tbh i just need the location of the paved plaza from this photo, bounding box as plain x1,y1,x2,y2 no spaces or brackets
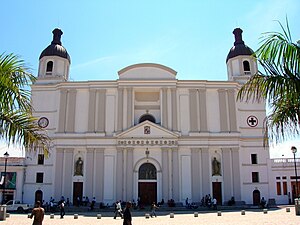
2,206,299,225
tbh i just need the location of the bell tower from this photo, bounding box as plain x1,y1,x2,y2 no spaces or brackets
226,28,257,84
37,28,71,83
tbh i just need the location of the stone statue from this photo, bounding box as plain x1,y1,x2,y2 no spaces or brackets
212,157,221,176
74,157,83,176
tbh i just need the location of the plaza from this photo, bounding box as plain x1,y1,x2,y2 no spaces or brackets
2,206,299,225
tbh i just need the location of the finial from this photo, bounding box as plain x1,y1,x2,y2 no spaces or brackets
233,28,244,46
51,28,63,45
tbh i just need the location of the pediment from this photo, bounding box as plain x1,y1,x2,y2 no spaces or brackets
117,121,179,139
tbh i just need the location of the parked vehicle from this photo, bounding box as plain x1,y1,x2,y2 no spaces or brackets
5,200,34,213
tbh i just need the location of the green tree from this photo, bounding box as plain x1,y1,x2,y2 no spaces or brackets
237,18,300,146
0,52,50,153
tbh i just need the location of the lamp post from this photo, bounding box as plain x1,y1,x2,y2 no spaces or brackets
291,146,298,199
2,152,9,205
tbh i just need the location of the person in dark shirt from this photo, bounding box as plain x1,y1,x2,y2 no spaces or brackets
123,201,132,225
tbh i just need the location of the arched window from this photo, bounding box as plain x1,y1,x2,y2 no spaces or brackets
46,61,53,73
243,60,250,72
139,163,157,180
139,114,156,123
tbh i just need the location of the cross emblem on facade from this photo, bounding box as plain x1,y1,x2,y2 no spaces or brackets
247,115,258,127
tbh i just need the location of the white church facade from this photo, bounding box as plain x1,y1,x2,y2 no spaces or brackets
17,27,288,206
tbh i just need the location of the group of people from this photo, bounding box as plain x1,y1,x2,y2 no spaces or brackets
29,200,134,225
200,195,218,209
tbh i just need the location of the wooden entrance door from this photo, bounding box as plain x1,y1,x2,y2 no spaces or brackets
138,182,157,205
212,182,222,205
291,181,300,202
253,190,260,205
35,190,43,203
73,182,83,206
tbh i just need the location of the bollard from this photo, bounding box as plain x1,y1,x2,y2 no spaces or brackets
50,214,54,219
194,212,198,217
286,208,290,212
74,214,79,219
170,213,174,218
241,210,245,215
217,211,222,216
263,209,268,214
145,213,150,219
97,214,101,219
6,213,9,218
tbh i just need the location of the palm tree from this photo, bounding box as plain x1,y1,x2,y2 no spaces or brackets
0,52,50,153
237,18,300,146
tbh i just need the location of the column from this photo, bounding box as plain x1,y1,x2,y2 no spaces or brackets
86,149,94,198
218,89,228,132
161,88,168,128
97,89,106,132
58,90,67,132
161,148,169,199
232,148,241,200
201,148,210,195
88,89,96,132
198,89,208,132
126,148,134,200
122,148,127,200
63,149,73,199
66,89,77,132
117,88,124,132
191,148,201,201
94,148,104,201
189,89,198,132
172,148,179,201
227,89,237,132
171,88,178,131
222,148,233,201
127,88,133,128
54,148,64,200
116,148,123,201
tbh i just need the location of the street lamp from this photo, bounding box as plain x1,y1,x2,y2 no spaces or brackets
2,152,9,205
291,146,298,199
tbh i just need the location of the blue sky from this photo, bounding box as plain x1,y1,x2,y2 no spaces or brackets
1,0,300,157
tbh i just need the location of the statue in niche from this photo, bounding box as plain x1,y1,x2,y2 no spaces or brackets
212,157,221,176
74,157,83,176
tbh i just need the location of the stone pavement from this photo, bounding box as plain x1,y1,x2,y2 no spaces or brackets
2,206,299,225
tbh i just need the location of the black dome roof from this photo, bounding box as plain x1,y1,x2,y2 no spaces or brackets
226,28,254,62
39,28,71,63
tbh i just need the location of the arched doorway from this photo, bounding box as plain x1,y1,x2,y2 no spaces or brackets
138,163,157,205
253,190,260,205
35,190,43,204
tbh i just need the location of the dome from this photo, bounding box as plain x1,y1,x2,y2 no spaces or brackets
226,28,254,62
39,28,71,63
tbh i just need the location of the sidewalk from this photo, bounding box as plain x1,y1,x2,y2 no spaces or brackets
3,206,299,225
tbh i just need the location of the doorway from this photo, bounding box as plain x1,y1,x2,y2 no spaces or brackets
73,182,83,206
212,182,222,205
35,190,43,204
138,182,157,205
253,190,260,205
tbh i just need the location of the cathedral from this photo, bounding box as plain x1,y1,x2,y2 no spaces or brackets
22,27,271,206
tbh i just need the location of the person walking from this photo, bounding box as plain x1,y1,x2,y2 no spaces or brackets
30,201,45,225
150,202,159,217
114,201,123,219
123,201,132,225
59,201,65,218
